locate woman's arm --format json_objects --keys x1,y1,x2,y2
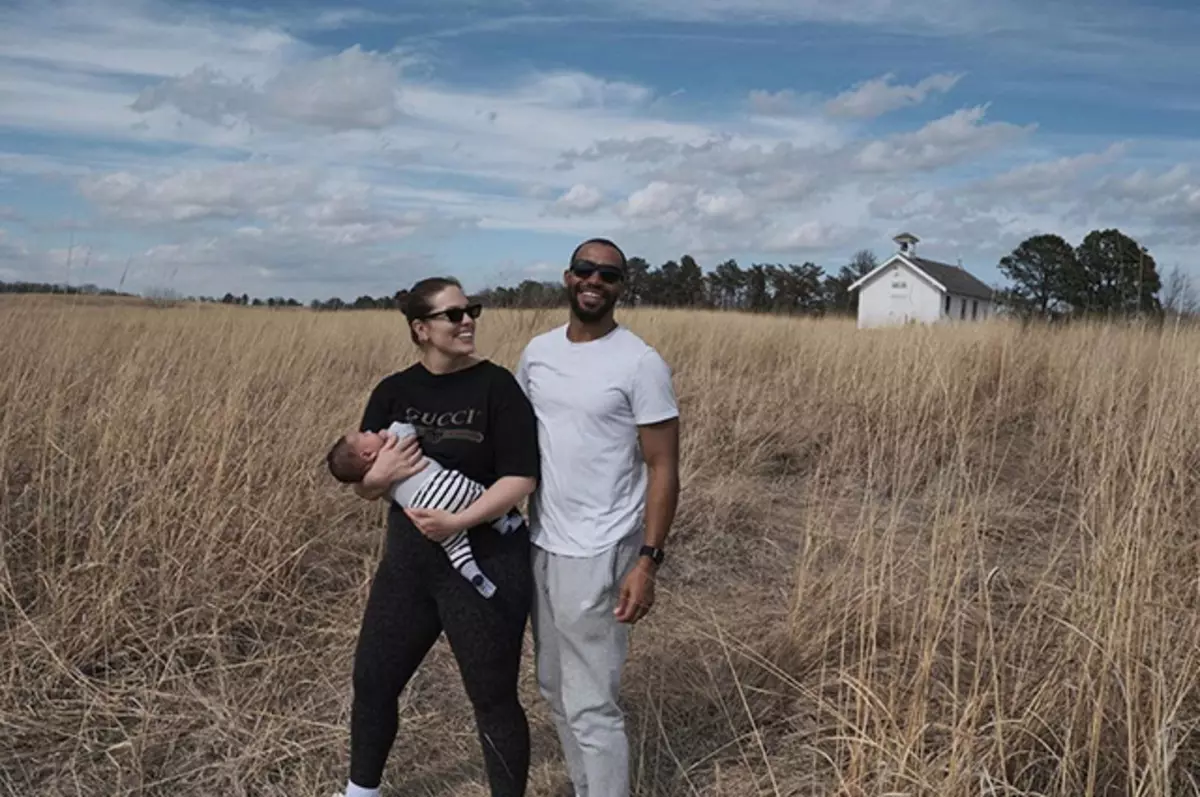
[
  {"x1": 454, "y1": 475, "x2": 537, "y2": 528},
  {"x1": 353, "y1": 482, "x2": 389, "y2": 501},
  {"x1": 355, "y1": 434, "x2": 427, "y2": 501},
  {"x1": 468, "y1": 366, "x2": 541, "y2": 521},
  {"x1": 403, "y1": 475, "x2": 536, "y2": 541}
]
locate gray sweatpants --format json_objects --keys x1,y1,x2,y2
[{"x1": 531, "y1": 534, "x2": 642, "y2": 797}]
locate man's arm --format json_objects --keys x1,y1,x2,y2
[
  {"x1": 614, "y1": 416, "x2": 679, "y2": 624},
  {"x1": 514, "y1": 345, "x2": 531, "y2": 398},
  {"x1": 614, "y1": 346, "x2": 679, "y2": 624},
  {"x1": 637, "y1": 416, "x2": 680, "y2": 558},
  {"x1": 630, "y1": 348, "x2": 680, "y2": 558}
]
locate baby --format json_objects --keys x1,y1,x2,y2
[{"x1": 326, "y1": 421, "x2": 522, "y2": 599}]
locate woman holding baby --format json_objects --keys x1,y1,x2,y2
[{"x1": 333, "y1": 277, "x2": 539, "y2": 797}]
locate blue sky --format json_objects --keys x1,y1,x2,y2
[{"x1": 1, "y1": 0, "x2": 1198, "y2": 302}]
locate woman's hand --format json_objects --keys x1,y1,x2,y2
[
  {"x1": 404, "y1": 507, "x2": 468, "y2": 542},
  {"x1": 362, "y1": 434, "x2": 427, "y2": 491}
]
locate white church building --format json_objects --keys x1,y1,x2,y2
[{"x1": 848, "y1": 233, "x2": 995, "y2": 329}]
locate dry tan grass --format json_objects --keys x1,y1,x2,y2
[{"x1": 2, "y1": 299, "x2": 1199, "y2": 796}]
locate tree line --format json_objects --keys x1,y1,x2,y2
[
  {"x1": 0, "y1": 281, "x2": 132, "y2": 297},
  {"x1": 208, "y1": 292, "x2": 405, "y2": 311},
  {"x1": 6, "y1": 225, "x2": 1195, "y2": 321},
  {"x1": 475, "y1": 251, "x2": 877, "y2": 315}
]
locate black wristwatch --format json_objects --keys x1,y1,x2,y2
[{"x1": 639, "y1": 545, "x2": 665, "y2": 567}]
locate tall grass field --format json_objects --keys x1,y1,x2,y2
[{"x1": 2, "y1": 297, "x2": 1199, "y2": 796}]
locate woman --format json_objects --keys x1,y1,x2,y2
[{"x1": 336, "y1": 277, "x2": 539, "y2": 797}]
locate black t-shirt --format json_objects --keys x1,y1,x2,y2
[{"x1": 358, "y1": 359, "x2": 539, "y2": 494}]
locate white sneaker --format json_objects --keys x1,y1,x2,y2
[{"x1": 331, "y1": 783, "x2": 380, "y2": 797}]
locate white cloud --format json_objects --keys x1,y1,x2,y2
[
  {"x1": 611, "y1": 0, "x2": 1010, "y2": 33},
  {"x1": 554, "y1": 104, "x2": 1037, "y2": 256},
  {"x1": 131, "y1": 230, "x2": 436, "y2": 300},
  {"x1": 747, "y1": 89, "x2": 799, "y2": 115},
  {"x1": 0, "y1": 1, "x2": 300, "y2": 147},
  {"x1": 695, "y1": 189, "x2": 755, "y2": 227},
  {"x1": 987, "y1": 143, "x2": 1127, "y2": 192},
  {"x1": 548, "y1": 184, "x2": 605, "y2": 215},
  {"x1": 79, "y1": 163, "x2": 322, "y2": 223},
  {"x1": 854, "y1": 106, "x2": 1034, "y2": 173},
  {"x1": 868, "y1": 188, "x2": 933, "y2": 220},
  {"x1": 76, "y1": 161, "x2": 469, "y2": 255},
  {"x1": 295, "y1": 8, "x2": 419, "y2": 32},
  {"x1": 620, "y1": 181, "x2": 697, "y2": 225},
  {"x1": 0, "y1": 229, "x2": 119, "y2": 286},
  {"x1": 760, "y1": 220, "x2": 846, "y2": 252},
  {"x1": 253, "y1": 45, "x2": 407, "y2": 132},
  {"x1": 615, "y1": 179, "x2": 788, "y2": 251},
  {"x1": 0, "y1": 65, "x2": 176, "y2": 141},
  {"x1": 128, "y1": 67, "x2": 254, "y2": 128},
  {"x1": 131, "y1": 46, "x2": 403, "y2": 131},
  {"x1": 0, "y1": 0, "x2": 296, "y2": 82},
  {"x1": 1101, "y1": 164, "x2": 1192, "y2": 203},
  {"x1": 1085, "y1": 165, "x2": 1200, "y2": 237},
  {"x1": 518, "y1": 72, "x2": 653, "y2": 109},
  {"x1": 825, "y1": 72, "x2": 963, "y2": 119},
  {"x1": 558, "y1": 137, "x2": 689, "y2": 168},
  {"x1": 615, "y1": 179, "x2": 771, "y2": 251}
]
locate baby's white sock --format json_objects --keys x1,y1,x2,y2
[{"x1": 343, "y1": 782, "x2": 380, "y2": 797}]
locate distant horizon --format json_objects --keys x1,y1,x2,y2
[{"x1": 0, "y1": 241, "x2": 973, "y2": 307}]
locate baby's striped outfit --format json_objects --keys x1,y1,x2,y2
[{"x1": 387, "y1": 422, "x2": 522, "y2": 598}]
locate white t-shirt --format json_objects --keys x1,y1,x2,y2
[{"x1": 515, "y1": 323, "x2": 678, "y2": 557}]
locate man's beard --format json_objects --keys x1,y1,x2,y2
[{"x1": 567, "y1": 285, "x2": 616, "y2": 322}]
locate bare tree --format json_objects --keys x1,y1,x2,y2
[{"x1": 1162, "y1": 265, "x2": 1199, "y2": 318}]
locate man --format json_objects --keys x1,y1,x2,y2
[{"x1": 515, "y1": 237, "x2": 680, "y2": 797}]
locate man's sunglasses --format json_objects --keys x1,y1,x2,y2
[
  {"x1": 421, "y1": 303, "x2": 482, "y2": 324},
  {"x1": 570, "y1": 259, "x2": 624, "y2": 284}
]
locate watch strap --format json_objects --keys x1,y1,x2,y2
[{"x1": 639, "y1": 545, "x2": 665, "y2": 566}]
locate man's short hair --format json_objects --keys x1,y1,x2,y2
[
  {"x1": 570, "y1": 237, "x2": 627, "y2": 271},
  {"x1": 326, "y1": 436, "x2": 369, "y2": 483}
]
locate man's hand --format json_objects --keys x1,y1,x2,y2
[
  {"x1": 614, "y1": 559, "x2": 656, "y2": 624},
  {"x1": 404, "y1": 507, "x2": 467, "y2": 543}
]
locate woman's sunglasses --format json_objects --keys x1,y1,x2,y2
[
  {"x1": 570, "y1": 259, "x2": 624, "y2": 284},
  {"x1": 422, "y1": 303, "x2": 482, "y2": 324}
]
